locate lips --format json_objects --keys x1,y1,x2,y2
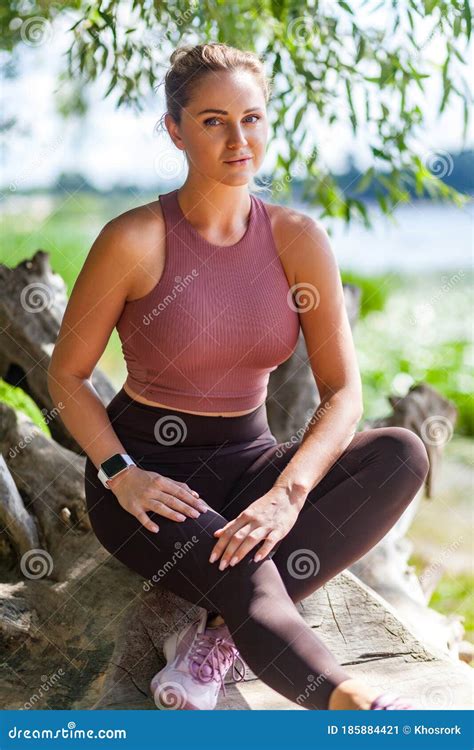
[{"x1": 224, "y1": 156, "x2": 252, "y2": 163}]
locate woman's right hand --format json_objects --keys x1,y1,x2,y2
[{"x1": 106, "y1": 466, "x2": 209, "y2": 533}]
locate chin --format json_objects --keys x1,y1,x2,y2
[
  {"x1": 219, "y1": 170, "x2": 255, "y2": 186},
  {"x1": 221, "y1": 177, "x2": 252, "y2": 187}
]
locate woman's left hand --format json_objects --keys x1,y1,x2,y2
[{"x1": 209, "y1": 487, "x2": 302, "y2": 569}]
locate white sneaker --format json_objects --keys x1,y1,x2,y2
[{"x1": 150, "y1": 610, "x2": 246, "y2": 710}]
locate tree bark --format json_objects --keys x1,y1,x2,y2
[{"x1": 0, "y1": 251, "x2": 470, "y2": 711}]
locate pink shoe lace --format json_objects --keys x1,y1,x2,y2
[
  {"x1": 370, "y1": 692, "x2": 415, "y2": 710},
  {"x1": 188, "y1": 631, "x2": 246, "y2": 697}
]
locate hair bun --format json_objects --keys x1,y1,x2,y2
[
  {"x1": 164, "y1": 43, "x2": 270, "y2": 126},
  {"x1": 169, "y1": 46, "x2": 194, "y2": 66}
]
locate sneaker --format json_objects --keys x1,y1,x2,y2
[
  {"x1": 150, "y1": 609, "x2": 246, "y2": 710},
  {"x1": 370, "y1": 692, "x2": 416, "y2": 710}
]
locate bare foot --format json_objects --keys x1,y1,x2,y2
[{"x1": 328, "y1": 678, "x2": 380, "y2": 710}]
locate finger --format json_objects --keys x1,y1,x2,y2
[
  {"x1": 151, "y1": 493, "x2": 202, "y2": 519},
  {"x1": 209, "y1": 518, "x2": 248, "y2": 563},
  {"x1": 155, "y1": 476, "x2": 207, "y2": 512},
  {"x1": 213, "y1": 514, "x2": 246, "y2": 535},
  {"x1": 147, "y1": 499, "x2": 187, "y2": 523},
  {"x1": 136, "y1": 510, "x2": 160, "y2": 533},
  {"x1": 155, "y1": 480, "x2": 208, "y2": 513},
  {"x1": 175, "y1": 480, "x2": 201, "y2": 499},
  {"x1": 253, "y1": 533, "x2": 280, "y2": 562},
  {"x1": 213, "y1": 523, "x2": 231, "y2": 536},
  {"x1": 228, "y1": 528, "x2": 268, "y2": 567},
  {"x1": 215, "y1": 525, "x2": 254, "y2": 570}
]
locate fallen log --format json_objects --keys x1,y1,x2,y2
[{"x1": 0, "y1": 251, "x2": 471, "y2": 711}]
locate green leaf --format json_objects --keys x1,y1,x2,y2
[
  {"x1": 463, "y1": 0, "x2": 472, "y2": 39},
  {"x1": 338, "y1": 0, "x2": 354, "y2": 14},
  {"x1": 439, "y1": 80, "x2": 452, "y2": 113},
  {"x1": 355, "y1": 36, "x2": 366, "y2": 63},
  {"x1": 372, "y1": 147, "x2": 391, "y2": 161},
  {"x1": 293, "y1": 105, "x2": 306, "y2": 131},
  {"x1": 345, "y1": 79, "x2": 357, "y2": 133},
  {"x1": 355, "y1": 167, "x2": 374, "y2": 193}
]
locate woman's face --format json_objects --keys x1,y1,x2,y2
[{"x1": 166, "y1": 69, "x2": 268, "y2": 186}]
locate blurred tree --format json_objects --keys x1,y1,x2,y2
[{"x1": 1, "y1": 0, "x2": 472, "y2": 224}]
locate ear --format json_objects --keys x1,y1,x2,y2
[{"x1": 164, "y1": 112, "x2": 185, "y2": 151}]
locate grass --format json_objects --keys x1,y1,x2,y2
[{"x1": 410, "y1": 553, "x2": 473, "y2": 644}]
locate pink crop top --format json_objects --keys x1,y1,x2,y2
[{"x1": 115, "y1": 188, "x2": 301, "y2": 412}]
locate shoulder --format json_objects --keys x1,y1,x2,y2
[
  {"x1": 99, "y1": 198, "x2": 165, "y2": 252},
  {"x1": 92, "y1": 199, "x2": 166, "y2": 301},
  {"x1": 259, "y1": 198, "x2": 334, "y2": 286}
]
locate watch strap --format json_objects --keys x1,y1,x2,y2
[{"x1": 98, "y1": 454, "x2": 136, "y2": 488}]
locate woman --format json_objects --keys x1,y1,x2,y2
[{"x1": 48, "y1": 43, "x2": 429, "y2": 711}]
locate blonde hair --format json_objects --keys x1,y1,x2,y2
[{"x1": 159, "y1": 42, "x2": 272, "y2": 194}]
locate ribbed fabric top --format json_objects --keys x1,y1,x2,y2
[{"x1": 115, "y1": 188, "x2": 301, "y2": 412}]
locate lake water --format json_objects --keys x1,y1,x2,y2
[
  {"x1": 2, "y1": 193, "x2": 472, "y2": 274},
  {"x1": 302, "y1": 200, "x2": 473, "y2": 274}
]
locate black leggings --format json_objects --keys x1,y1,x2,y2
[{"x1": 84, "y1": 387, "x2": 429, "y2": 710}]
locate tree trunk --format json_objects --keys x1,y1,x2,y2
[{"x1": 0, "y1": 251, "x2": 470, "y2": 711}]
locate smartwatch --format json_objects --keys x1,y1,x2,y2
[{"x1": 98, "y1": 453, "x2": 136, "y2": 489}]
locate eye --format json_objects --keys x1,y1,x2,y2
[
  {"x1": 203, "y1": 114, "x2": 261, "y2": 127},
  {"x1": 203, "y1": 117, "x2": 222, "y2": 126}
]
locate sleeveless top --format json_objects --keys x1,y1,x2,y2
[{"x1": 115, "y1": 188, "x2": 301, "y2": 412}]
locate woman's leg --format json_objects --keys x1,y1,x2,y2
[
  {"x1": 85, "y1": 457, "x2": 351, "y2": 710},
  {"x1": 219, "y1": 426, "x2": 430, "y2": 709},
  {"x1": 222, "y1": 426, "x2": 429, "y2": 602}
]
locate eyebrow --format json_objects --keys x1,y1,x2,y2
[{"x1": 196, "y1": 107, "x2": 263, "y2": 116}]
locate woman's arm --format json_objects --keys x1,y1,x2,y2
[
  {"x1": 48, "y1": 210, "x2": 207, "y2": 531},
  {"x1": 47, "y1": 216, "x2": 139, "y2": 469},
  {"x1": 271, "y1": 215, "x2": 363, "y2": 509},
  {"x1": 210, "y1": 214, "x2": 364, "y2": 566}
]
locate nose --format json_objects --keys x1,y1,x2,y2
[{"x1": 226, "y1": 123, "x2": 249, "y2": 149}]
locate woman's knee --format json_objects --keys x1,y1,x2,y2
[{"x1": 373, "y1": 426, "x2": 430, "y2": 484}]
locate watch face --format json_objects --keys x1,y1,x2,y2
[{"x1": 102, "y1": 454, "x2": 127, "y2": 477}]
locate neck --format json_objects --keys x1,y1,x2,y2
[{"x1": 177, "y1": 176, "x2": 251, "y2": 234}]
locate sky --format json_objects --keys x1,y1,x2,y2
[{"x1": 1, "y1": 5, "x2": 472, "y2": 192}]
